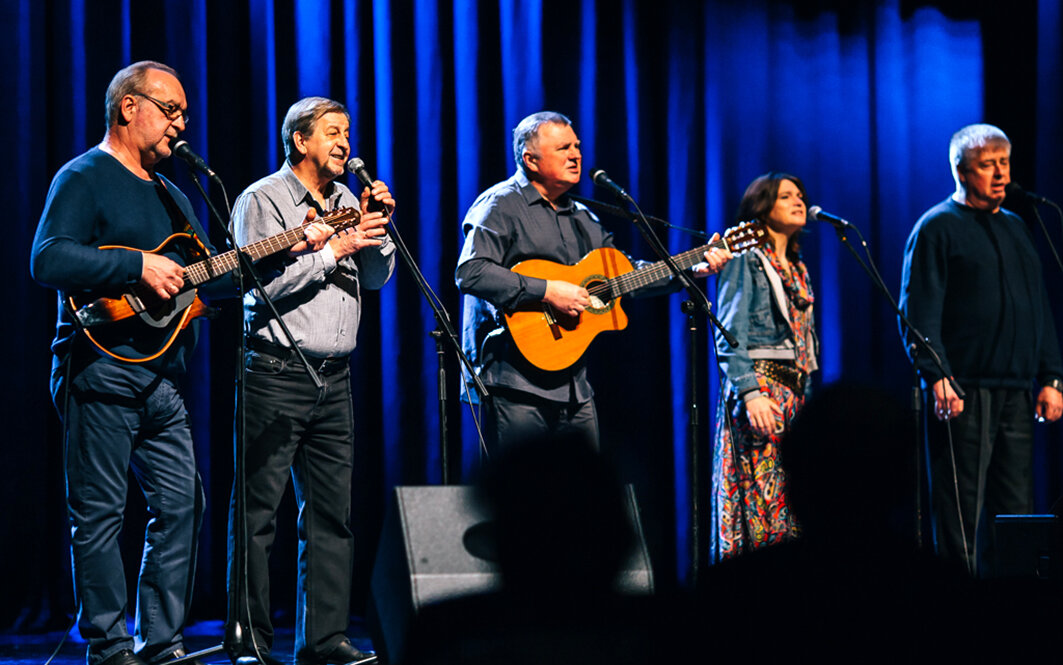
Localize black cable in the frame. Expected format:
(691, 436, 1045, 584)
(44, 346, 79, 665)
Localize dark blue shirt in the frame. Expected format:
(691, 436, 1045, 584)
(456, 171, 615, 403)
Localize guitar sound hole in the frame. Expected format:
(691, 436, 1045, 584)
(583, 279, 614, 314)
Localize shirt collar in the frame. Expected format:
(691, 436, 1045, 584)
(279, 160, 339, 211)
(512, 169, 575, 213)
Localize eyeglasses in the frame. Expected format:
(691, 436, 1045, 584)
(133, 92, 189, 124)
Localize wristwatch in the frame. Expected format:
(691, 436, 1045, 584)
(1043, 377, 1063, 392)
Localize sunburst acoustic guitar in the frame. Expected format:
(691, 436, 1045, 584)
(503, 220, 768, 372)
(66, 206, 361, 363)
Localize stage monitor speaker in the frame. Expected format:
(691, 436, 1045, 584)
(367, 484, 653, 664)
(993, 514, 1062, 579)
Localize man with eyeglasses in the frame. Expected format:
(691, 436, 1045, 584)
(30, 61, 330, 665)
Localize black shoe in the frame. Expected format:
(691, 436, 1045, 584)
(299, 641, 377, 665)
(236, 652, 287, 665)
(100, 650, 148, 665)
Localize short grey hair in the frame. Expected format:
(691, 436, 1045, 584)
(949, 123, 1011, 183)
(104, 61, 179, 129)
(282, 96, 350, 160)
(512, 111, 572, 173)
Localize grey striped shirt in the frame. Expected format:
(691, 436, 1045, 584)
(233, 161, 395, 357)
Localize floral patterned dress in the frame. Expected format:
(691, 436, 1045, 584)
(711, 246, 816, 562)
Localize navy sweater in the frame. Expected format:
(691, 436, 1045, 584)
(30, 147, 218, 379)
(899, 197, 1062, 389)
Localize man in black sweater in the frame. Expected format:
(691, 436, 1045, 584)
(900, 123, 1063, 576)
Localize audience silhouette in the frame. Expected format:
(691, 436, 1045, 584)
(400, 432, 686, 664)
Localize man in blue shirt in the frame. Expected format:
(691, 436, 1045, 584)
(457, 111, 729, 453)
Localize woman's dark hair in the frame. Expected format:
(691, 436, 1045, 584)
(735, 172, 808, 262)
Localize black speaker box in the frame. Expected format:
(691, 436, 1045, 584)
(993, 514, 1062, 579)
(367, 485, 654, 664)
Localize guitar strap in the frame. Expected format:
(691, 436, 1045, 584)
(153, 174, 209, 264)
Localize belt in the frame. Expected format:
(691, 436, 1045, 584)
(753, 359, 806, 394)
(246, 337, 350, 376)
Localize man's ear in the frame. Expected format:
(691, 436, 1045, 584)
(118, 95, 138, 125)
(292, 131, 309, 157)
(522, 150, 539, 175)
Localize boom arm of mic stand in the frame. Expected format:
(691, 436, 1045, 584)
(1028, 200, 1063, 276)
(375, 208, 490, 484)
(378, 210, 488, 400)
(829, 223, 963, 400)
(569, 194, 709, 239)
(621, 197, 739, 348)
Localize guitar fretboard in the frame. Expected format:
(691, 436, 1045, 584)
(181, 208, 358, 286)
(588, 239, 724, 299)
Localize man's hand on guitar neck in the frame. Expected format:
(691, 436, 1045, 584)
(141, 252, 186, 301)
(329, 212, 388, 261)
(288, 208, 338, 257)
(691, 232, 733, 277)
(544, 280, 591, 317)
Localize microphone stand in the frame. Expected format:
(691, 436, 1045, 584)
(569, 194, 710, 240)
(169, 169, 327, 665)
(362, 200, 488, 484)
(595, 188, 737, 586)
(1021, 197, 1063, 276)
(820, 218, 963, 547)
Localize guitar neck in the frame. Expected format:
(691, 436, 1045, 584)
(181, 225, 309, 286)
(609, 238, 724, 296)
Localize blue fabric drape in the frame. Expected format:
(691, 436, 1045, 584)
(3, 0, 1061, 628)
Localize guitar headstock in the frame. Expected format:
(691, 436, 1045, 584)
(723, 220, 769, 254)
(322, 206, 362, 233)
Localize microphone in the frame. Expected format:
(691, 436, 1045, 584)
(171, 140, 217, 179)
(346, 157, 388, 213)
(808, 205, 851, 229)
(346, 157, 374, 188)
(590, 169, 631, 201)
(1005, 182, 1051, 205)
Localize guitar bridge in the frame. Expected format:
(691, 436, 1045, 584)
(542, 305, 563, 340)
(124, 292, 147, 314)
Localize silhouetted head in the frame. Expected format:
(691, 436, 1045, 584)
(783, 382, 915, 542)
(475, 432, 635, 595)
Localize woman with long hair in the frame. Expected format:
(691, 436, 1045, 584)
(710, 172, 819, 562)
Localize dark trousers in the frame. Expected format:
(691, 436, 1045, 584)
(55, 361, 204, 665)
(228, 348, 355, 659)
(483, 389, 599, 456)
(926, 387, 1034, 576)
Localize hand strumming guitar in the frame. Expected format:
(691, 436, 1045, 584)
(544, 280, 591, 317)
(140, 252, 185, 300)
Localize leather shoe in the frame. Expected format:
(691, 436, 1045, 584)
(236, 652, 287, 665)
(100, 650, 148, 665)
(300, 640, 377, 665)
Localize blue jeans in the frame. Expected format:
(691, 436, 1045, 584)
(227, 347, 356, 660)
(55, 360, 204, 665)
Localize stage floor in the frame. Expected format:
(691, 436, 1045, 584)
(0, 621, 377, 665)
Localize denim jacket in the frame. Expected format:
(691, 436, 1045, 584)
(714, 249, 818, 400)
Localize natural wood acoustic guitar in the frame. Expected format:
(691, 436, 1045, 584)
(504, 220, 768, 371)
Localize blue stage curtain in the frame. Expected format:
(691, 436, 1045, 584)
(2, 0, 1061, 628)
